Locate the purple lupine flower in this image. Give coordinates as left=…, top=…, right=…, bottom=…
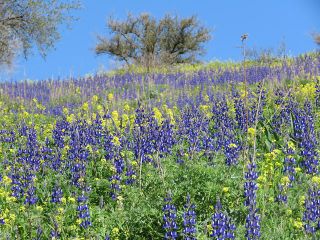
left=303, top=184, right=320, bottom=235
left=182, top=195, right=197, bottom=240
left=245, top=207, right=261, bottom=240
left=163, top=193, right=178, bottom=240
left=50, top=221, right=60, bottom=239
left=244, top=163, right=258, bottom=207
left=24, top=186, right=38, bottom=205
left=275, top=184, right=288, bottom=204
left=77, top=194, right=92, bottom=229
left=125, top=165, right=136, bottom=185
left=51, top=186, right=63, bottom=203
left=36, top=225, right=43, bottom=240
left=290, top=102, right=318, bottom=174
left=283, top=145, right=296, bottom=186
left=244, top=161, right=260, bottom=240
left=210, top=199, right=236, bottom=239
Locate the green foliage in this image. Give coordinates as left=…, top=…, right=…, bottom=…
left=0, top=0, right=80, bottom=66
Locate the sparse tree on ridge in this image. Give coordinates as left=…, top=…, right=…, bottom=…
left=95, top=13, right=211, bottom=69
left=0, top=0, right=80, bottom=66
left=313, top=33, right=320, bottom=46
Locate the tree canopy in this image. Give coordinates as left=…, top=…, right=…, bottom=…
left=0, top=0, right=80, bottom=66
left=313, top=33, right=320, bottom=46
left=95, top=13, right=211, bottom=68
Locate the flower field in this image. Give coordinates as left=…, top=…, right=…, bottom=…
left=0, top=53, right=320, bottom=239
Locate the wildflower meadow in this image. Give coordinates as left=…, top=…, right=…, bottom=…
left=0, top=52, right=320, bottom=239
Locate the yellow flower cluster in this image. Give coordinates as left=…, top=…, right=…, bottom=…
left=297, top=82, right=316, bottom=99
left=97, top=104, right=104, bottom=116
left=112, top=136, right=121, bottom=146
left=2, top=176, right=12, bottom=185
left=287, top=141, right=296, bottom=151
left=66, top=114, right=75, bottom=123
left=258, top=149, right=283, bottom=187
left=0, top=209, right=16, bottom=227
left=111, top=227, right=120, bottom=240
left=228, top=143, right=237, bottom=148
left=92, top=95, right=99, bottom=103
left=82, top=102, right=89, bottom=112
left=311, top=176, right=320, bottom=185
left=162, top=105, right=175, bottom=124
left=153, top=107, right=163, bottom=124
left=293, top=218, right=303, bottom=229
left=124, top=103, right=130, bottom=112
left=199, top=104, right=212, bottom=118
left=0, top=187, right=16, bottom=203
left=107, top=93, right=114, bottom=101
left=247, top=128, right=256, bottom=136
left=111, top=110, right=120, bottom=128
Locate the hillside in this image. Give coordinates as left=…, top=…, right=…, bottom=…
left=0, top=52, right=320, bottom=239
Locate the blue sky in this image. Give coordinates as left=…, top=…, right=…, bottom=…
left=1, top=0, right=320, bottom=81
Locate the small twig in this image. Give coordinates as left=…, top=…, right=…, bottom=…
left=252, top=79, right=266, bottom=164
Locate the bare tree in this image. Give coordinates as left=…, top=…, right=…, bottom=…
left=0, top=0, right=80, bottom=66
left=95, top=13, right=211, bottom=69
left=313, top=32, right=320, bottom=46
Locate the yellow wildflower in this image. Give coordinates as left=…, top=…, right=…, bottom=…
left=299, top=196, right=305, bottom=206
left=101, top=158, right=107, bottom=164
left=36, top=206, right=43, bottom=212
left=257, top=175, right=266, bottom=183
left=288, top=141, right=295, bottom=151
left=69, top=225, right=77, bottom=231
left=112, top=110, right=120, bottom=127
left=117, top=196, right=124, bottom=201
left=92, top=95, right=98, bottom=103
left=58, top=208, right=64, bottom=214
left=7, top=196, right=16, bottom=203
left=112, top=136, right=121, bottom=146
left=3, top=176, right=12, bottom=185
left=286, top=209, right=292, bottom=216
left=131, top=161, right=138, bottom=167
left=153, top=107, right=163, bottom=124
left=107, top=93, right=114, bottom=101
left=124, top=103, right=130, bottom=112
left=248, top=128, right=255, bottom=135
left=66, top=114, right=75, bottom=123
left=63, top=107, right=69, bottom=115
left=271, top=149, right=281, bottom=156
left=82, top=102, right=89, bottom=111
left=110, top=166, right=117, bottom=173
left=122, top=114, right=129, bottom=126
left=9, top=213, right=16, bottom=222
left=281, top=176, right=290, bottom=185
left=61, top=197, right=67, bottom=204
left=295, top=167, right=302, bottom=173
left=293, top=219, right=303, bottom=229
left=228, top=143, right=237, bottom=148
left=112, top=227, right=120, bottom=235
left=97, top=104, right=104, bottom=115
left=312, top=176, right=320, bottom=185
left=222, top=187, right=229, bottom=193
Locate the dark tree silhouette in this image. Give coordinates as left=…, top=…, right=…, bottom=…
left=95, top=13, right=211, bottom=69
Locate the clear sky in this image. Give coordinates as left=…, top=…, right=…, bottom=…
left=1, top=0, right=319, bottom=81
